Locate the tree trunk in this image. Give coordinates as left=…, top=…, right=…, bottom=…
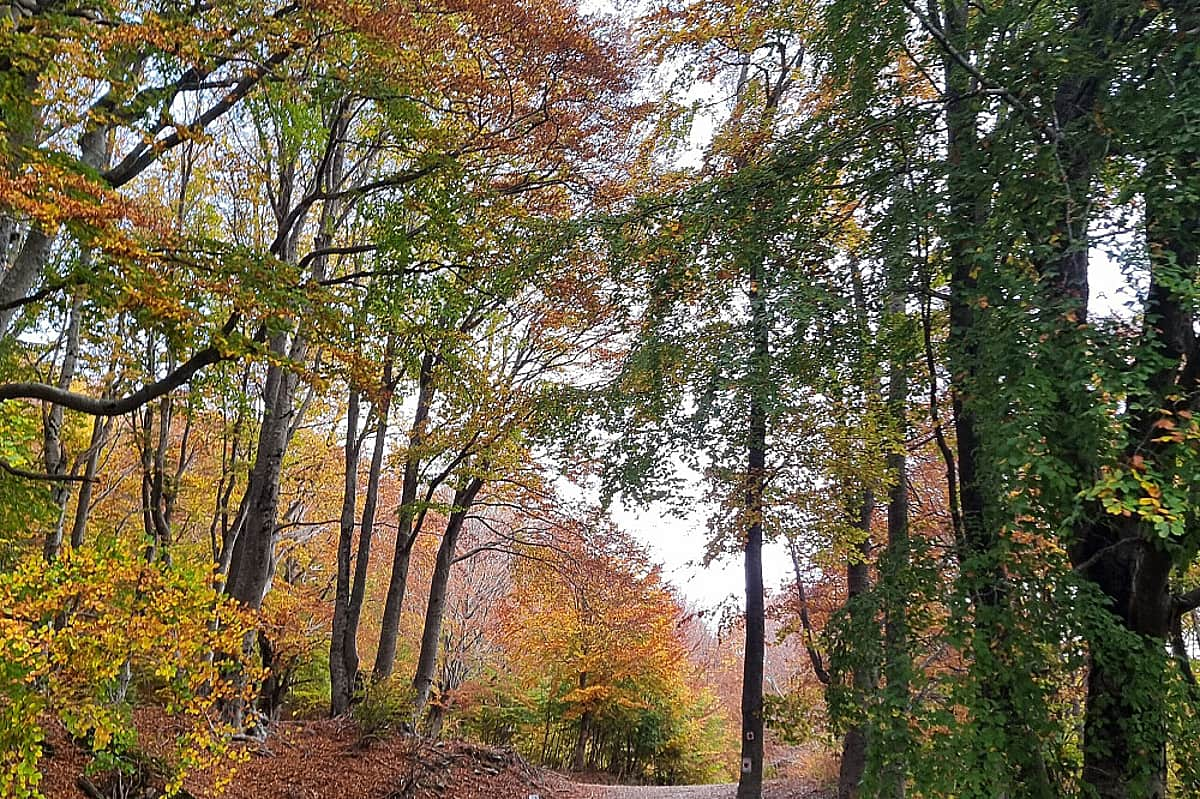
left=0, top=227, right=53, bottom=337
left=878, top=273, right=910, bottom=799
left=374, top=349, right=437, bottom=681
left=936, top=1, right=1056, bottom=793
left=0, top=114, right=108, bottom=339
left=838, top=491, right=874, bottom=799
left=42, top=293, right=82, bottom=561
left=68, top=412, right=111, bottom=549
left=226, top=348, right=300, bottom=610
left=413, top=476, right=485, bottom=720
left=345, top=354, right=394, bottom=687
left=330, top=390, right=362, bottom=717
left=1070, top=151, right=1196, bottom=799
left=737, top=256, right=768, bottom=799
left=572, top=672, right=591, bottom=772
left=225, top=103, right=348, bottom=614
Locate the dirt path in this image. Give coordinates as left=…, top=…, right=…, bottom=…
left=572, top=782, right=830, bottom=799
left=575, top=785, right=737, bottom=799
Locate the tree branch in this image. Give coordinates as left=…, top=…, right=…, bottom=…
left=1176, top=586, right=1200, bottom=614
left=0, top=458, right=94, bottom=482
left=103, top=48, right=295, bottom=188
left=0, top=317, right=239, bottom=416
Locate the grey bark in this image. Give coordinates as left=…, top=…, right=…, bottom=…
left=225, top=101, right=350, bottom=613
left=330, top=390, right=363, bottom=716
left=374, top=349, right=438, bottom=681
left=41, top=293, right=82, bottom=561
left=342, top=353, right=395, bottom=695
left=412, top=476, right=485, bottom=720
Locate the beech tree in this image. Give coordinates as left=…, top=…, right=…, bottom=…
left=3, top=0, right=1200, bottom=795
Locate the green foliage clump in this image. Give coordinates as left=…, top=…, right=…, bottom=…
left=353, top=678, right=417, bottom=742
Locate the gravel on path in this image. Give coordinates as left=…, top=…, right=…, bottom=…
left=574, top=785, right=736, bottom=799
left=570, top=781, right=831, bottom=799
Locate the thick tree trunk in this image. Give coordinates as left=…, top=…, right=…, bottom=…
left=940, top=3, right=1054, bottom=793
left=413, top=476, right=485, bottom=720
left=838, top=492, right=874, bottom=799
left=0, top=119, right=108, bottom=339
left=1075, top=530, right=1171, bottom=799
left=1071, top=156, right=1196, bottom=799
left=0, top=227, right=53, bottom=337
left=225, top=103, right=347, bottom=614
left=226, top=349, right=300, bottom=610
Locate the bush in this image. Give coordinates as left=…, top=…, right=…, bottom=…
left=0, top=545, right=257, bottom=798
left=352, top=678, right=416, bottom=743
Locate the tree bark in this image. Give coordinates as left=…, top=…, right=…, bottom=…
left=345, top=353, right=395, bottom=691
left=838, top=492, right=874, bottom=799
left=226, top=100, right=350, bottom=616
left=412, top=476, right=485, bottom=720
left=374, top=349, right=437, bottom=681
left=42, top=293, right=82, bottom=561
left=1070, top=151, right=1196, bottom=799
left=68, top=412, right=110, bottom=549
left=878, top=270, right=910, bottom=799
left=572, top=671, right=592, bottom=772
left=737, top=255, right=768, bottom=799
left=330, top=390, right=363, bottom=717
left=226, top=346, right=301, bottom=610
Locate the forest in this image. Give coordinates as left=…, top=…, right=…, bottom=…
left=0, top=0, right=1197, bottom=798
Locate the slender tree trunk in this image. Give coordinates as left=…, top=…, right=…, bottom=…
left=344, top=352, right=395, bottom=688
left=737, top=256, right=768, bottom=799
left=68, top=412, right=110, bottom=549
left=330, top=390, right=362, bottom=716
left=69, top=340, right=121, bottom=550
left=413, top=476, right=485, bottom=720
left=878, top=275, right=910, bottom=799
left=42, top=293, right=82, bottom=560
left=572, top=672, right=591, bottom=772
left=374, top=350, right=437, bottom=681
left=212, top=364, right=251, bottom=573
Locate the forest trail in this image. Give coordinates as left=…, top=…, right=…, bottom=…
left=573, top=782, right=831, bottom=799
left=576, top=785, right=736, bottom=798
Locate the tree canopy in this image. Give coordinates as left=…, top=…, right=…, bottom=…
left=0, top=1, right=1198, bottom=798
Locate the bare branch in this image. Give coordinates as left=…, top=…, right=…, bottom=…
left=0, top=317, right=239, bottom=416
left=1, top=458, right=94, bottom=482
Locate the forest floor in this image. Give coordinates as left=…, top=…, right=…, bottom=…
left=39, top=713, right=832, bottom=799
